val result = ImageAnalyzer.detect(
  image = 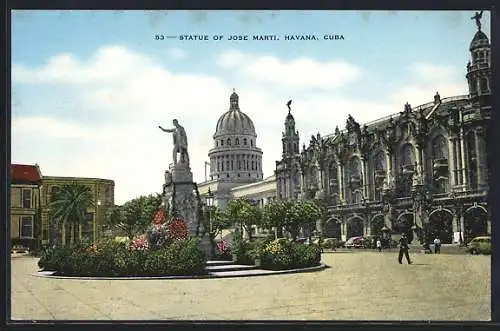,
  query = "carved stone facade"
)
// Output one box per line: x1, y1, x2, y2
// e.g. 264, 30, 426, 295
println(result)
287, 28, 491, 244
